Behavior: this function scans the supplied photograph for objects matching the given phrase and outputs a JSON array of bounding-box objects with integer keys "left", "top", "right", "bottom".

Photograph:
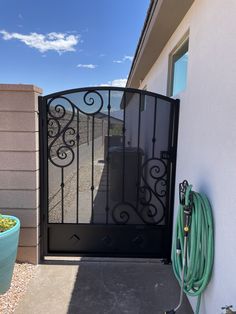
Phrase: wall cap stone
[{"left": 0, "top": 84, "right": 42, "bottom": 94}]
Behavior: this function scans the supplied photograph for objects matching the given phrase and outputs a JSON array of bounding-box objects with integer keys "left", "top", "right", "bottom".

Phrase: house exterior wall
[
  {"left": 134, "top": 0, "right": 236, "bottom": 312},
  {"left": 0, "top": 84, "right": 41, "bottom": 264}
]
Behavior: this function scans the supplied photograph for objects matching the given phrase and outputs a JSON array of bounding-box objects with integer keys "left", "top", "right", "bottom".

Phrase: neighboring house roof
[
  {"left": 96, "top": 112, "right": 123, "bottom": 124},
  {"left": 127, "top": 0, "right": 194, "bottom": 89}
]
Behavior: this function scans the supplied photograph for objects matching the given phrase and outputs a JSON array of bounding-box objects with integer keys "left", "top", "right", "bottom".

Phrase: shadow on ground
[
  {"left": 67, "top": 260, "right": 193, "bottom": 314},
  {"left": 15, "top": 259, "right": 193, "bottom": 314}
]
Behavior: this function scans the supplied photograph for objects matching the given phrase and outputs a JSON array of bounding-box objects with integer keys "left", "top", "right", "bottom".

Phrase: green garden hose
[{"left": 166, "top": 182, "right": 214, "bottom": 314}]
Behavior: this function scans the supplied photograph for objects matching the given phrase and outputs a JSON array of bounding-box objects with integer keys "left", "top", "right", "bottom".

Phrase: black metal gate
[{"left": 39, "top": 87, "right": 179, "bottom": 259}]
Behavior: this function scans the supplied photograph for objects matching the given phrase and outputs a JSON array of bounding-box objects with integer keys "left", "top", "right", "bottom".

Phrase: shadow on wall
[{"left": 198, "top": 179, "right": 213, "bottom": 200}]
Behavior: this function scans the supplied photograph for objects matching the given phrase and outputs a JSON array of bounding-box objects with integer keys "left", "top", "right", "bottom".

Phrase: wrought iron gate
[{"left": 39, "top": 87, "right": 179, "bottom": 259}]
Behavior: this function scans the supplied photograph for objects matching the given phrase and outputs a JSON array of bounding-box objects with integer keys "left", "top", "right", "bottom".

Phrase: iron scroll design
[
  {"left": 47, "top": 91, "right": 104, "bottom": 168},
  {"left": 112, "top": 158, "right": 167, "bottom": 225},
  {"left": 139, "top": 158, "right": 167, "bottom": 224},
  {"left": 48, "top": 96, "right": 76, "bottom": 168}
]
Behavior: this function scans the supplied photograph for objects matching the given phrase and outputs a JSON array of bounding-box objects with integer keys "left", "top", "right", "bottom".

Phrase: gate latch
[{"left": 160, "top": 149, "right": 176, "bottom": 161}]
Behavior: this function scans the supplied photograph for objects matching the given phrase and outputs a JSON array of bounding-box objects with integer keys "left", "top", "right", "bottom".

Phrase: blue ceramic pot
[{"left": 0, "top": 215, "right": 20, "bottom": 294}]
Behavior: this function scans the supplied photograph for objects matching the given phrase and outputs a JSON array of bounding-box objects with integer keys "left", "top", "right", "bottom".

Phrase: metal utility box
[{"left": 104, "top": 135, "right": 123, "bottom": 161}]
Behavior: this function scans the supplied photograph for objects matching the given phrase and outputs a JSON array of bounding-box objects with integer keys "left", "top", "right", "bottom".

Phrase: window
[{"left": 168, "top": 35, "right": 189, "bottom": 96}]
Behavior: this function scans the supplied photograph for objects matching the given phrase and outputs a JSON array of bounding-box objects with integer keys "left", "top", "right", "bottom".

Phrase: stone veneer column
[{"left": 0, "top": 84, "right": 42, "bottom": 264}]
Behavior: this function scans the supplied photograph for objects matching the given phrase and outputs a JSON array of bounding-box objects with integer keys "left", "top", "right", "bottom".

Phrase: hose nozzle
[{"left": 164, "top": 310, "right": 176, "bottom": 314}]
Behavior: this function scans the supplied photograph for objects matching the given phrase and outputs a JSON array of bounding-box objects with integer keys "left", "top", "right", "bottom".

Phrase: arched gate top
[{"left": 42, "top": 86, "right": 178, "bottom": 104}]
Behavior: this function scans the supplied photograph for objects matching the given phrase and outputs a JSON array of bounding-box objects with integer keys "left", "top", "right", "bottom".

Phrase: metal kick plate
[{"left": 47, "top": 224, "right": 167, "bottom": 257}]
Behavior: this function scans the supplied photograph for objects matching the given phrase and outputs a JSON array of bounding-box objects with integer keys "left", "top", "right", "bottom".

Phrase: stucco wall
[{"left": 138, "top": 0, "right": 236, "bottom": 312}]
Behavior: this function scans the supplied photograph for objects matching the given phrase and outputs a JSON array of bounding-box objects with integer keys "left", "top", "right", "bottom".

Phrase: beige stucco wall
[
  {"left": 137, "top": 0, "right": 236, "bottom": 312},
  {"left": 0, "top": 84, "right": 42, "bottom": 264}
]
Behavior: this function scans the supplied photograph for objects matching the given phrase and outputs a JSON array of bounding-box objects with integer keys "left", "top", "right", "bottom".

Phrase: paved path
[{"left": 15, "top": 259, "right": 193, "bottom": 314}]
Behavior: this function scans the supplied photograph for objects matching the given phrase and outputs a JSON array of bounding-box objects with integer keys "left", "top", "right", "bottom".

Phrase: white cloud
[
  {"left": 113, "top": 55, "right": 133, "bottom": 64},
  {"left": 0, "top": 30, "right": 79, "bottom": 54},
  {"left": 100, "top": 78, "right": 127, "bottom": 87},
  {"left": 77, "top": 64, "right": 97, "bottom": 69},
  {"left": 123, "top": 55, "right": 133, "bottom": 61}
]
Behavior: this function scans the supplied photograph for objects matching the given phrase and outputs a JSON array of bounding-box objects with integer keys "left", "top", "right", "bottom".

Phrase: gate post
[{"left": 0, "top": 84, "right": 42, "bottom": 264}]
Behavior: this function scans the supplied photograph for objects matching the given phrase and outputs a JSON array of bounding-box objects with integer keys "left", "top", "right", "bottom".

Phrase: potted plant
[{"left": 0, "top": 214, "right": 20, "bottom": 294}]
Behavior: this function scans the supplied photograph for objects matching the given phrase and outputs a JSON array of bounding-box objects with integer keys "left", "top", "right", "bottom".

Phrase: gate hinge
[{"left": 160, "top": 149, "right": 176, "bottom": 161}]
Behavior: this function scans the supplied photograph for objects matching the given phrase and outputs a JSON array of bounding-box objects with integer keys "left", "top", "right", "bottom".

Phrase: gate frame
[{"left": 39, "top": 86, "right": 179, "bottom": 261}]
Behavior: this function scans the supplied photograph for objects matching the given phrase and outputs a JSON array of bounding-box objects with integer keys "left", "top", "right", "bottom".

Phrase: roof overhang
[{"left": 127, "top": 0, "right": 194, "bottom": 88}]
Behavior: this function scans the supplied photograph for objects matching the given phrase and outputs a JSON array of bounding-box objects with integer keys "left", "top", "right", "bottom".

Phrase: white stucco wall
[{"left": 138, "top": 0, "right": 236, "bottom": 312}]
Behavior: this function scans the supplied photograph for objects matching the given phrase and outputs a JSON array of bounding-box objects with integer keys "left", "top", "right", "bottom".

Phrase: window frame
[{"left": 167, "top": 31, "right": 189, "bottom": 97}]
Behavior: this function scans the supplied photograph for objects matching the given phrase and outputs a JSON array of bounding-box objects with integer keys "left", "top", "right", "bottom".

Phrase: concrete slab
[{"left": 15, "top": 259, "right": 193, "bottom": 314}]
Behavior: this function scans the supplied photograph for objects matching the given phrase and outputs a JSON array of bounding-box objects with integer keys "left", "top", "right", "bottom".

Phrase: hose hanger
[{"left": 179, "top": 180, "right": 189, "bottom": 205}]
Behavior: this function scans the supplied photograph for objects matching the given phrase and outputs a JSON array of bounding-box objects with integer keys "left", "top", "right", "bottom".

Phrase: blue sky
[{"left": 0, "top": 0, "right": 150, "bottom": 95}]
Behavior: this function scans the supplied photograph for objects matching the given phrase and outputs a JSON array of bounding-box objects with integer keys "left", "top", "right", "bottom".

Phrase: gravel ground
[{"left": 0, "top": 263, "right": 37, "bottom": 314}]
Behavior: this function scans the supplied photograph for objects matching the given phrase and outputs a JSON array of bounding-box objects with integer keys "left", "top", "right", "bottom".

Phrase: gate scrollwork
[
  {"left": 111, "top": 158, "right": 167, "bottom": 225},
  {"left": 139, "top": 158, "right": 167, "bottom": 224},
  {"left": 48, "top": 96, "right": 76, "bottom": 168},
  {"left": 47, "top": 90, "right": 104, "bottom": 168}
]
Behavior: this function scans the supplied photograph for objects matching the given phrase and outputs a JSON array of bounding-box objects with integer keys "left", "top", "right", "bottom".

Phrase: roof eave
[{"left": 127, "top": 0, "right": 194, "bottom": 89}]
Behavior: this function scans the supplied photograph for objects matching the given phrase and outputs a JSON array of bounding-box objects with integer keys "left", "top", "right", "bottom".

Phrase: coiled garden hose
[{"left": 165, "top": 182, "right": 214, "bottom": 314}]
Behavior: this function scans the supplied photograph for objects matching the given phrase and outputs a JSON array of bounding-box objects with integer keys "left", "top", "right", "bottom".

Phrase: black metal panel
[
  {"left": 39, "top": 86, "right": 179, "bottom": 259},
  {"left": 48, "top": 224, "right": 167, "bottom": 257}
]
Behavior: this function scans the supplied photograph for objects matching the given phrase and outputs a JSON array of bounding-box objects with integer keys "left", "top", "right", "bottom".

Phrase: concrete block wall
[{"left": 0, "top": 84, "right": 41, "bottom": 264}]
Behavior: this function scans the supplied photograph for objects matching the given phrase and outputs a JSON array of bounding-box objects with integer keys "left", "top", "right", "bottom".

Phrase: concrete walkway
[{"left": 15, "top": 259, "right": 193, "bottom": 314}]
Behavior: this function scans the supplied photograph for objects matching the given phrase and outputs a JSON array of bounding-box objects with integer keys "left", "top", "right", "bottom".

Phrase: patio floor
[{"left": 15, "top": 258, "right": 193, "bottom": 314}]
